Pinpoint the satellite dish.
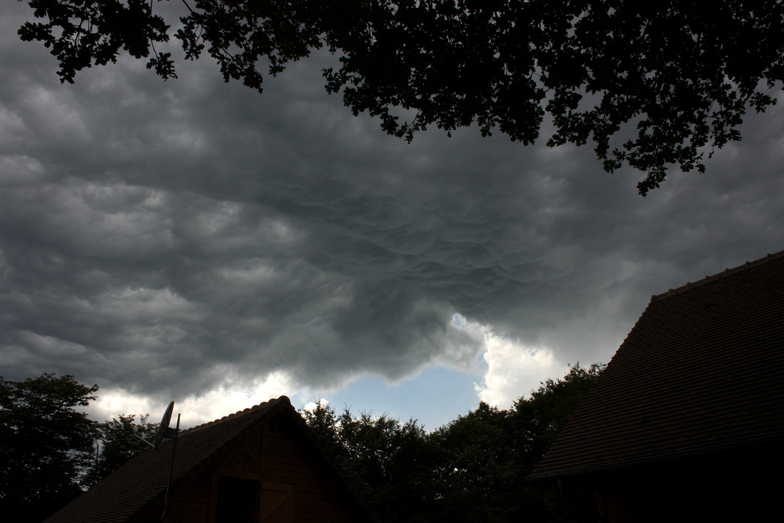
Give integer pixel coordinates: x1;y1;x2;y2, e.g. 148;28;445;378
156;401;179;449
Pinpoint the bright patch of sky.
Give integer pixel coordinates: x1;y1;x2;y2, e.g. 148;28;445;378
90;370;297;430
88;316;575;432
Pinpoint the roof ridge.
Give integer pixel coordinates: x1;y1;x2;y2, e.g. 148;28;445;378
179;396;289;435
650;249;784;302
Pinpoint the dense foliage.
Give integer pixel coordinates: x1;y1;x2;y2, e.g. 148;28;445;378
0;374;158;522
305;362;604;522
83;414;159;487
306;405;436;522
19;1;784;194
0;373;98;522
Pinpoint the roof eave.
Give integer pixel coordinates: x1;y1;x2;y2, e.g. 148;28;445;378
526;432;784;485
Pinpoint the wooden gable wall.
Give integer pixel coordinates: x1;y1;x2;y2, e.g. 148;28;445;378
259;412;371;523
131;411;372;523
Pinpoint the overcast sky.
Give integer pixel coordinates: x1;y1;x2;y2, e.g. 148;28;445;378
3;3;783;430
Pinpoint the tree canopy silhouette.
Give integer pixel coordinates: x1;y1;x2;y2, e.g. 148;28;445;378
82;414;159;488
303;363;604;522
0;373;98;522
19;0;784;194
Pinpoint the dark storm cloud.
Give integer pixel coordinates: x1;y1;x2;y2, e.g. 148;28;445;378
2;3;783;401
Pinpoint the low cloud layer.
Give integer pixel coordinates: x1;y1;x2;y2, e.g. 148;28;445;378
2;4;783;420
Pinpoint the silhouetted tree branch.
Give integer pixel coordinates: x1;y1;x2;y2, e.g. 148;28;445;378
19;1;784;194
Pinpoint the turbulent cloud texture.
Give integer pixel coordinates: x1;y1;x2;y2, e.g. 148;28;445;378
2;3;784;423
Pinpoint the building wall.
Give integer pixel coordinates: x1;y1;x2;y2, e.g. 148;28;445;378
587;445;781;523
135;412;372;523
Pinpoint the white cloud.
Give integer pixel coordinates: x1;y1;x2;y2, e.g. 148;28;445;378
301;398;330;413
89;370;298;429
451;315;567;409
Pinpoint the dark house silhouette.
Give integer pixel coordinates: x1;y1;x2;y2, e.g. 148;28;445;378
46;396;377;523
528;251;784;522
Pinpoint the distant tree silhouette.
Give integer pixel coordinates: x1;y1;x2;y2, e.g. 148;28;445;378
83;414;158;487
304;403;435;522
0;373;98;522
304;363;604;522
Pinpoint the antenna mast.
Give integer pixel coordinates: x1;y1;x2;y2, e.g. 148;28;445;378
160;411;180;522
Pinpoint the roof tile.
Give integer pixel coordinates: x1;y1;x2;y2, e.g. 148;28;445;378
529;251;784;480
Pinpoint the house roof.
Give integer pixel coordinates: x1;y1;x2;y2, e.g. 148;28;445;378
528;251;784;481
46;396;307;522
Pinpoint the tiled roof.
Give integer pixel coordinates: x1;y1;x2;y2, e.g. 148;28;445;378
46;397;291;523
528;251;784;481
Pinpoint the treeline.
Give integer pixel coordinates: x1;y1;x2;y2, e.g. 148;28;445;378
1;364;602;522
0;374;157;522
304;363;603;522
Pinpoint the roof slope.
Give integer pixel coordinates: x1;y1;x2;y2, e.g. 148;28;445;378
47;397;291;523
529;251;784;480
